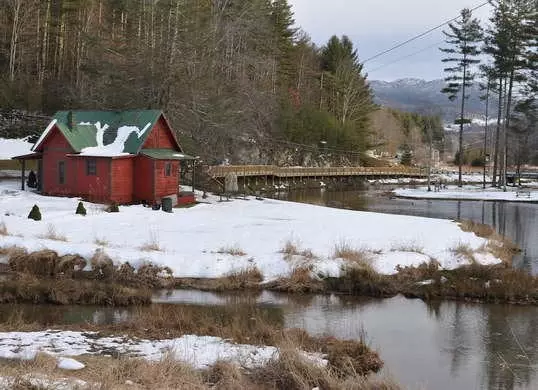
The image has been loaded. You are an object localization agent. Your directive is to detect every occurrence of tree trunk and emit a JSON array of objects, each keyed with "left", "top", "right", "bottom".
[{"left": 492, "top": 77, "right": 503, "bottom": 187}]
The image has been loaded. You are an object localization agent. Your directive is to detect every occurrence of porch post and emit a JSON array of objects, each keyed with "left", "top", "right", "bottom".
[
  {"left": 21, "top": 159, "right": 26, "bottom": 191},
  {"left": 192, "top": 160, "right": 195, "bottom": 192}
]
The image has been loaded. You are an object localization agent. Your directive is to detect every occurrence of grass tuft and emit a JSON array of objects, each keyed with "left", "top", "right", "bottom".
[
  {"left": 451, "top": 242, "right": 476, "bottom": 263},
  {"left": 216, "top": 244, "right": 247, "bottom": 256},
  {"left": 0, "top": 221, "right": 8, "bottom": 236},
  {"left": 38, "top": 224, "right": 67, "bottom": 242},
  {"left": 93, "top": 236, "right": 109, "bottom": 247},
  {"left": 140, "top": 229, "right": 163, "bottom": 252}
]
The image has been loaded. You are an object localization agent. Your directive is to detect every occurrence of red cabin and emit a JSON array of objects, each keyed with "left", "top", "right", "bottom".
[{"left": 13, "top": 110, "right": 195, "bottom": 206}]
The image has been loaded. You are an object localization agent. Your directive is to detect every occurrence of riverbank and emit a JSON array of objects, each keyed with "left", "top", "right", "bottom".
[
  {"left": 0, "top": 303, "right": 391, "bottom": 390},
  {"left": 0, "top": 181, "right": 506, "bottom": 279},
  {"left": 394, "top": 185, "right": 538, "bottom": 202}
]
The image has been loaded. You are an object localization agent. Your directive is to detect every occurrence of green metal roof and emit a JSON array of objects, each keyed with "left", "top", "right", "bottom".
[
  {"left": 140, "top": 149, "right": 195, "bottom": 160},
  {"left": 33, "top": 110, "right": 175, "bottom": 154}
]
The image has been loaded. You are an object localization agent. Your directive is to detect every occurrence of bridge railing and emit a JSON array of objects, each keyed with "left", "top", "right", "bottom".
[{"left": 206, "top": 165, "right": 425, "bottom": 178}]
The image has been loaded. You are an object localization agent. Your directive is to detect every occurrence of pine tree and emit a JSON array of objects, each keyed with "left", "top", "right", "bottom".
[
  {"left": 440, "top": 8, "right": 483, "bottom": 187},
  {"left": 28, "top": 204, "right": 41, "bottom": 221},
  {"left": 76, "top": 201, "right": 86, "bottom": 216},
  {"left": 483, "top": 0, "right": 535, "bottom": 188}
]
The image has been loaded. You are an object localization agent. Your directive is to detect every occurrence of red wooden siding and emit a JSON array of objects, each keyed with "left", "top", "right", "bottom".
[
  {"left": 142, "top": 117, "right": 178, "bottom": 149},
  {"left": 41, "top": 126, "right": 76, "bottom": 196},
  {"left": 110, "top": 158, "right": 134, "bottom": 204},
  {"left": 69, "top": 157, "right": 111, "bottom": 202},
  {"left": 154, "top": 160, "right": 179, "bottom": 199},
  {"left": 133, "top": 156, "right": 154, "bottom": 202}
]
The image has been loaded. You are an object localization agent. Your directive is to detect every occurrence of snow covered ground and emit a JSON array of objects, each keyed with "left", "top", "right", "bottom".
[
  {"left": 0, "top": 330, "right": 325, "bottom": 369},
  {"left": 394, "top": 186, "right": 538, "bottom": 202},
  {"left": 0, "top": 137, "right": 33, "bottom": 159},
  {"left": 0, "top": 181, "right": 503, "bottom": 277}
]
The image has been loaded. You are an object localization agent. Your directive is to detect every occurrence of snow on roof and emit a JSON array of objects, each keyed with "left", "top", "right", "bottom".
[
  {"left": 79, "top": 122, "right": 151, "bottom": 157},
  {"left": 0, "top": 137, "right": 34, "bottom": 159},
  {"left": 31, "top": 119, "right": 57, "bottom": 152}
]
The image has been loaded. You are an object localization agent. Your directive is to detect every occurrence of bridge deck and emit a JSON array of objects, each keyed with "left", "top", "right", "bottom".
[{"left": 207, "top": 165, "right": 426, "bottom": 178}]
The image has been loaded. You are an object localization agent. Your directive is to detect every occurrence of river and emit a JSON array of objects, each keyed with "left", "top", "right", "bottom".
[
  {"left": 2, "top": 186, "right": 537, "bottom": 389},
  {"left": 2, "top": 290, "right": 537, "bottom": 390}
]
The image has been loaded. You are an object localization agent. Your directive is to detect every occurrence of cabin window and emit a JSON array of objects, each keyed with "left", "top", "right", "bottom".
[
  {"left": 165, "top": 162, "right": 172, "bottom": 177},
  {"left": 58, "top": 161, "right": 65, "bottom": 184},
  {"left": 86, "top": 159, "right": 97, "bottom": 176}
]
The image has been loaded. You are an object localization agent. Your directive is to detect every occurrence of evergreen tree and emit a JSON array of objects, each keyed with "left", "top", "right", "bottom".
[
  {"left": 76, "top": 202, "right": 87, "bottom": 216},
  {"left": 440, "top": 8, "right": 483, "bottom": 187},
  {"left": 483, "top": 0, "right": 535, "bottom": 187},
  {"left": 28, "top": 204, "right": 41, "bottom": 221}
]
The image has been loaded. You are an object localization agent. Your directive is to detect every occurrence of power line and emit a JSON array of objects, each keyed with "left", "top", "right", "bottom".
[
  {"left": 367, "top": 41, "right": 444, "bottom": 73},
  {"left": 362, "top": 1, "right": 491, "bottom": 64}
]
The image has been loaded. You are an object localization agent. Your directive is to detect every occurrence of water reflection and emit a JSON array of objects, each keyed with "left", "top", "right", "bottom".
[
  {"left": 4, "top": 290, "right": 535, "bottom": 389},
  {"left": 274, "top": 188, "right": 538, "bottom": 275}
]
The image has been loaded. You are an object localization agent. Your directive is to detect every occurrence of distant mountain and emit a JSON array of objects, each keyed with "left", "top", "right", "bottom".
[{"left": 369, "top": 78, "right": 491, "bottom": 121}]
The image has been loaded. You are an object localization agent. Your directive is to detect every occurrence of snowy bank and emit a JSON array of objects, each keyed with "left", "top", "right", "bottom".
[
  {"left": 0, "top": 330, "right": 326, "bottom": 369},
  {"left": 0, "top": 181, "right": 502, "bottom": 277},
  {"left": 394, "top": 186, "right": 538, "bottom": 202}
]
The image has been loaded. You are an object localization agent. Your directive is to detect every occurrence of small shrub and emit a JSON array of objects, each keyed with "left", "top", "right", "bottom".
[
  {"left": 280, "top": 239, "right": 300, "bottom": 256},
  {"left": 28, "top": 205, "right": 41, "bottom": 221},
  {"left": 75, "top": 201, "right": 87, "bottom": 216},
  {"left": 0, "top": 221, "right": 7, "bottom": 236},
  {"left": 106, "top": 202, "right": 119, "bottom": 213}
]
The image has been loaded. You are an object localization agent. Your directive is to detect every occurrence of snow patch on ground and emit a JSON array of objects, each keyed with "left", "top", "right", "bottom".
[
  {"left": 0, "top": 181, "right": 502, "bottom": 278},
  {"left": 0, "top": 331, "right": 326, "bottom": 369},
  {"left": 57, "top": 357, "right": 85, "bottom": 371},
  {"left": 0, "top": 138, "right": 34, "bottom": 159},
  {"left": 394, "top": 186, "right": 538, "bottom": 202}
]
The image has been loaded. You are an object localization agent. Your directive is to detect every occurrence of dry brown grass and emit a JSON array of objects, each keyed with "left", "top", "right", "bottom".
[
  {"left": 93, "top": 237, "right": 109, "bottom": 247},
  {"left": 390, "top": 243, "right": 425, "bottom": 254},
  {"left": 280, "top": 239, "right": 300, "bottom": 255},
  {"left": 203, "top": 267, "right": 264, "bottom": 291},
  {"left": 458, "top": 220, "right": 495, "bottom": 238},
  {"left": 139, "top": 229, "right": 163, "bottom": 252},
  {"left": 458, "top": 219, "right": 520, "bottom": 265},
  {"left": 333, "top": 241, "right": 373, "bottom": 266},
  {"left": 38, "top": 224, "right": 67, "bottom": 242},
  {"left": 450, "top": 243, "right": 477, "bottom": 263},
  {"left": 267, "top": 266, "right": 325, "bottom": 294},
  {"left": 0, "top": 351, "right": 397, "bottom": 390},
  {"left": 216, "top": 244, "right": 247, "bottom": 257},
  {"left": 0, "top": 276, "right": 151, "bottom": 306},
  {"left": 0, "top": 220, "right": 8, "bottom": 236}
]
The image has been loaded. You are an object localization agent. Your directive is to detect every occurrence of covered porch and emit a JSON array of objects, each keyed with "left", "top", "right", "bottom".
[{"left": 11, "top": 152, "right": 43, "bottom": 191}]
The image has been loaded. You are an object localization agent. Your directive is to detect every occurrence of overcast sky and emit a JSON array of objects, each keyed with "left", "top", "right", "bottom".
[{"left": 288, "top": 0, "right": 493, "bottom": 81}]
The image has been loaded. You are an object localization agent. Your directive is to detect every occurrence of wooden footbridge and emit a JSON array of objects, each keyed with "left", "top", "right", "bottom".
[{"left": 206, "top": 165, "right": 426, "bottom": 180}]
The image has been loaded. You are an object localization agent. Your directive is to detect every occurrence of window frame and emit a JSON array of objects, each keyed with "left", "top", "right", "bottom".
[
  {"left": 86, "top": 159, "right": 97, "bottom": 176},
  {"left": 165, "top": 162, "right": 172, "bottom": 177},
  {"left": 58, "top": 161, "right": 65, "bottom": 184}
]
